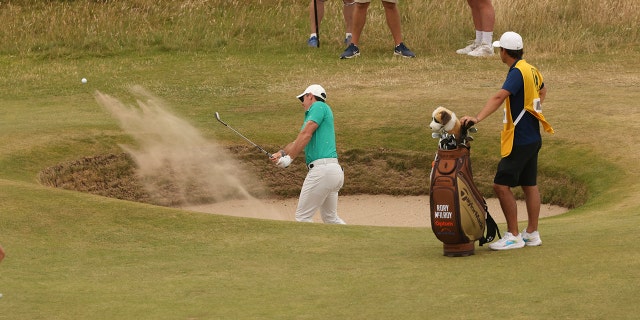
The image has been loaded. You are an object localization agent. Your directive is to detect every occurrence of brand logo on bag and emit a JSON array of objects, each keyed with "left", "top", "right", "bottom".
[
  {"left": 434, "top": 220, "right": 455, "bottom": 227},
  {"left": 460, "top": 188, "right": 484, "bottom": 229}
]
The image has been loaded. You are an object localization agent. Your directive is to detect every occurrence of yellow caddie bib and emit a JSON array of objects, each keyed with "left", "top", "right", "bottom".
[{"left": 501, "top": 60, "right": 554, "bottom": 157}]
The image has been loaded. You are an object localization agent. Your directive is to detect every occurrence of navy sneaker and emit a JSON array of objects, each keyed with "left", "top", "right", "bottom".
[
  {"left": 394, "top": 42, "right": 415, "bottom": 58},
  {"left": 340, "top": 43, "right": 360, "bottom": 59},
  {"left": 307, "top": 36, "right": 318, "bottom": 48}
]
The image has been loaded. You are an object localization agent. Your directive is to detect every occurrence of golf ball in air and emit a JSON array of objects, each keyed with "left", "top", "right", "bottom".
[{"left": 81, "top": 78, "right": 87, "bottom": 84}]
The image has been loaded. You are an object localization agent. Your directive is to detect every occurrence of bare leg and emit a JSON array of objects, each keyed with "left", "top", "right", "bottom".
[
  {"left": 382, "top": 1, "right": 403, "bottom": 46},
  {"left": 494, "top": 183, "right": 519, "bottom": 235},
  {"left": 522, "top": 185, "right": 541, "bottom": 233},
  {"left": 467, "top": 0, "right": 482, "bottom": 31},
  {"left": 475, "top": 0, "right": 495, "bottom": 32},
  {"left": 343, "top": 1, "right": 354, "bottom": 34},
  {"left": 309, "top": 0, "right": 326, "bottom": 34},
  {"left": 350, "top": 2, "right": 369, "bottom": 46}
]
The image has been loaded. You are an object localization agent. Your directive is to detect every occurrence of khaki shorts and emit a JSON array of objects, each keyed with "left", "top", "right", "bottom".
[{"left": 355, "top": 0, "right": 399, "bottom": 3}]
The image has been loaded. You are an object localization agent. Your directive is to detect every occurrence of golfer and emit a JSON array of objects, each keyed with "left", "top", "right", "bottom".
[
  {"left": 460, "top": 31, "right": 554, "bottom": 250},
  {"left": 271, "top": 84, "right": 346, "bottom": 224}
]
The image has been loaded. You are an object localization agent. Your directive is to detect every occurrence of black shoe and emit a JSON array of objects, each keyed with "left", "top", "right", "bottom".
[
  {"left": 394, "top": 42, "right": 415, "bottom": 58},
  {"left": 340, "top": 43, "right": 360, "bottom": 59}
]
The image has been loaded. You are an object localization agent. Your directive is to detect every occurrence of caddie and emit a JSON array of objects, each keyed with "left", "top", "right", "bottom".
[{"left": 461, "top": 31, "right": 554, "bottom": 250}]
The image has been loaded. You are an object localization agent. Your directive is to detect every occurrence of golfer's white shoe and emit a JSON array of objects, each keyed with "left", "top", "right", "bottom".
[
  {"left": 522, "top": 230, "right": 542, "bottom": 246},
  {"left": 489, "top": 232, "right": 525, "bottom": 250}
]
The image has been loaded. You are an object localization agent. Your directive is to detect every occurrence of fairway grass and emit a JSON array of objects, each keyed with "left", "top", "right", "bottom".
[
  {"left": 1, "top": 51, "right": 639, "bottom": 319},
  {"left": 1, "top": 1, "right": 640, "bottom": 319}
]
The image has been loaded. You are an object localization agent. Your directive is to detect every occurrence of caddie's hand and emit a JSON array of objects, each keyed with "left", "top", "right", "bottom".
[
  {"left": 460, "top": 116, "right": 478, "bottom": 127},
  {"left": 276, "top": 155, "right": 292, "bottom": 168}
]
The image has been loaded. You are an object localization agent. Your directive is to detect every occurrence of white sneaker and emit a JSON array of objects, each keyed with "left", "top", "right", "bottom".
[
  {"left": 522, "top": 229, "right": 542, "bottom": 246},
  {"left": 467, "top": 43, "right": 494, "bottom": 57},
  {"left": 456, "top": 42, "right": 479, "bottom": 55},
  {"left": 489, "top": 232, "right": 525, "bottom": 250}
]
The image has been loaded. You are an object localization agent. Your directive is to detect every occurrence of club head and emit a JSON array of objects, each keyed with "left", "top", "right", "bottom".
[
  {"left": 469, "top": 127, "right": 478, "bottom": 133},
  {"left": 432, "top": 132, "right": 441, "bottom": 139},
  {"left": 214, "top": 112, "right": 227, "bottom": 126}
]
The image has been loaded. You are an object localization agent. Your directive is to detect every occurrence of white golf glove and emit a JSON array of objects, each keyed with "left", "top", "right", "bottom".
[{"left": 276, "top": 155, "right": 292, "bottom": 168}]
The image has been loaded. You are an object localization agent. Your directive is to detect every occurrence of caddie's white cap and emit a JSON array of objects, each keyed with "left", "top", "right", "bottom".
[
  {"left": 297, "top": 84, "right": 327, "bottom": 102},
  {"left": 492, "top": 31, "right": 523, "bottom": 50}
]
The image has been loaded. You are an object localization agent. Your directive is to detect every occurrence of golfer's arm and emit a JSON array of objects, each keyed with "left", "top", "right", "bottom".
[
  {"left": 283, "top": 121, "right": 317, "bottom": 159},
  {"left": 476, "top": 89, "right": 510, "bottom": 123}
]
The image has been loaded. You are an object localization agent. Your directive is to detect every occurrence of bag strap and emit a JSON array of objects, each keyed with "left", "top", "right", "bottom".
[
  {"left": 513, "top": 108, "right": 527, "bottom": 126},
  {"left": 479, "top": 208, "right": 502, "bottom": 246}
]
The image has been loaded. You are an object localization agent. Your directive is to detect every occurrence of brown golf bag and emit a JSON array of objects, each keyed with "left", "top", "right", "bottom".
[{"left": 429, "top": 126, "right": 500, "bottom": 256}]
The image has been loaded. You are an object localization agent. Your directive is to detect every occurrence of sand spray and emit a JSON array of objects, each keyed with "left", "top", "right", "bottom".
[{"left": 95, "top": 86, "right": 288, "bottom": 220}]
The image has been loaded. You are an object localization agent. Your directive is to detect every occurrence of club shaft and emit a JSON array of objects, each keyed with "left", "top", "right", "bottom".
[{"left": 215, "top": 113, "right": 271, "bottom": 157}]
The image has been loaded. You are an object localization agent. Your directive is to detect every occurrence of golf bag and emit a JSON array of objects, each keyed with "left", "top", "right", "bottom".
[{"left": 429, "top": 126, "right": 500, "bottom": 250}]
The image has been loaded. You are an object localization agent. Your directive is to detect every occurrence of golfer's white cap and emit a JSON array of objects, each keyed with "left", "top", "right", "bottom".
[
  {"left": 297, "top": 84, "right": 327, "bottom": 102},
  {"left": 492, "top": 31, "right": 523, "bottom": 50}
]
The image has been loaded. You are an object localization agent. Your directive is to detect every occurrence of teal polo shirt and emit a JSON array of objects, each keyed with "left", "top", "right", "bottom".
[{"left": 302, "top": 101, "right": 338, "bottom": 164}]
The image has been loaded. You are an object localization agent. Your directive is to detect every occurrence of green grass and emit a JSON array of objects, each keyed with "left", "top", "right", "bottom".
[{"left": 1, "top": 1, "right": 640, "bottom": 319}]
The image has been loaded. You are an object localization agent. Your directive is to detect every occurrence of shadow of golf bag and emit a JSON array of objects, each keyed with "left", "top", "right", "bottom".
[{"left": 429, "top": 125, "right": 500, "bottom": 256}]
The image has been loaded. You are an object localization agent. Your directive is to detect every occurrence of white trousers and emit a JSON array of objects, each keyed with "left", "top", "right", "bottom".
[{"left": 295, "top": 162, "right": 345, "bottom": 224}]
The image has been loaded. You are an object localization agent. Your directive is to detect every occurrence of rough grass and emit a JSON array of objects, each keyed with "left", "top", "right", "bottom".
[{"left": 0, "top": 0, "right": 637, "bottom": 57}]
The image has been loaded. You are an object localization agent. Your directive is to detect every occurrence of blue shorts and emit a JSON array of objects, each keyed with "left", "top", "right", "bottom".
[{"left": 494, "top": 141, "right": 542, "bottom": 187}]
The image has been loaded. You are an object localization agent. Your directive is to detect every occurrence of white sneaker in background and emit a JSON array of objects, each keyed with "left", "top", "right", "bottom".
[
  {"left": 467, "top": 43, "right": 494, "bottom": 57},
  {"left": 456, "top": 42, "right": 479, "bottom": 55}
]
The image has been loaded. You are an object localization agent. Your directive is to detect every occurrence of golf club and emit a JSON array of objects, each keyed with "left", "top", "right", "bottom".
[{"left": 214, "top": 112, "right": 272, "bottom": 157}]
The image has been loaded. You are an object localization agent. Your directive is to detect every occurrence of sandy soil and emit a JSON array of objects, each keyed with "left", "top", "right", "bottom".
[{"left": 183, "top": 195, "right": 568, "bottom": 228}]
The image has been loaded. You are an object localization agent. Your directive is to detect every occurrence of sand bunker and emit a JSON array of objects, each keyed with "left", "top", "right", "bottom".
[{"left": 183, "top": 195, "right": 568, "bottom": 227}]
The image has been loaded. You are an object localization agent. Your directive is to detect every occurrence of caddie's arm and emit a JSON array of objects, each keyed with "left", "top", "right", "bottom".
[
  {"left": 539, "top": 85, "right": 547, "bottom": 104},
  {"left": 461, "top": 89, "right": 511, "bottom": 126}
]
